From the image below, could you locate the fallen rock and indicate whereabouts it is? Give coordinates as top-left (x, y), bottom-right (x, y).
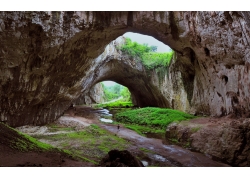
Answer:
top-left (99, 149), bottom-right (144, 167)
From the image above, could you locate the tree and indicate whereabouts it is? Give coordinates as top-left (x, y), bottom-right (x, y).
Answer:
top-left (150, 45), bottom-right (157, 52)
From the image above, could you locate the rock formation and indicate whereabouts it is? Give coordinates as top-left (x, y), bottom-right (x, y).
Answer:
top-left (99, 149), bottom-right (144, 167)
top-left (1, 11), bottom-right (250, 126)
top-left (75, 83), bottom-right (104, 105)
top-left (165, 118), bottom-right (250, 166)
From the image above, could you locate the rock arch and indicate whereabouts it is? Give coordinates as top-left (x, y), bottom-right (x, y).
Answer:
top-left (1, 11), bottom-right (250, 126)
top-left (79, 37), bottom-right (171, 108)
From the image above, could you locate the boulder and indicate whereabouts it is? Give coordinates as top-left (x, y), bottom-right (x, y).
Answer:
top-left (99, 149), bottom-right (144, 167)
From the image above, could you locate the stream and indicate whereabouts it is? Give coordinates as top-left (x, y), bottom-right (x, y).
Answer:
top-left (91, 107), bottom-right (230, 167)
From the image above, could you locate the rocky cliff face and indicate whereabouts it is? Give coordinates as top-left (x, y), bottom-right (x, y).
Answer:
top-left (1, 11), bottom-right (250, 126)
top-left (75, 83), bottom-right (104, 105)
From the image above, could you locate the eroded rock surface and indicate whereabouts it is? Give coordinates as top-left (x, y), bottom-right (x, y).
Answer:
top-left (165, 117), bottom-right (250, 166)
top-left (75, 83), bottom-right (104, 105)
top-left (1, 11), bottom-right (250, 126)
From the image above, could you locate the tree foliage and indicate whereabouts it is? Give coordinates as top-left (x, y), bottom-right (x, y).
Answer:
top-left (120, 38), bottom-right (174, 70)
top-left (101, 82), bottom-right (132, 102)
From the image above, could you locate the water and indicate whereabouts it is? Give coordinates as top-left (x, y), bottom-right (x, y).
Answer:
top-left (99, 118), bottom-right (113, 123)
top-left (141, 161), bottom-right (148, 166)
top-left (92, 109), bottom-right (112, 116)
top-left (152, 154), bottom-right (166, 162)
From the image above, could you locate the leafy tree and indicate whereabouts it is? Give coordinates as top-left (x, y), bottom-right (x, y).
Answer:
top-left (150, 45), bottom-right (157, 52)
top-left (119, 38), bottom-right (174, 70)
top-left (121, 87), bottom-right (132, 102)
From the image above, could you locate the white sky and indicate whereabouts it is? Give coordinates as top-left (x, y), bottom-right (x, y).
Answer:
top-left (123, 32), bottom-right (172, 53)
top-left (102, 81), bottom-right (117, 87)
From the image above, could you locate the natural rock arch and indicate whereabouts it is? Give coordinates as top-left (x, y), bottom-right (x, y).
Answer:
top-left (1, 11), bottom-right (250, 126)
top-left (78, 37), bottom-right (171, 108)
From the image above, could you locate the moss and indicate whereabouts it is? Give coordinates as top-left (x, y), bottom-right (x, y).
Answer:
top-left (169, 138), bottom-right (179, 144)
top-left (191, 126), bottom-right (201, 133)
top-left (32, 124), bottom-right (130, 162)
top-left (139, 147), bottom-right (154, 154)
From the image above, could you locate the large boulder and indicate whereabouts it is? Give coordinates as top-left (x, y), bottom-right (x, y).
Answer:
top-left (99, 149), bottom-right (144, 167)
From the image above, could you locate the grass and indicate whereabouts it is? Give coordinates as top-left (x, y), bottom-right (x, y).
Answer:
top-left (139, 147), bottom-right (154, 154)
top-left (124, 124), bottom-right (165, 136)
top-left (0, 122), bottom-right (96, 164)
top-left (95, 100), bottom-right (133, 109)
top-left (119, 37), bottom-right (174, 70)
top-left (169, 138), bottom-right (179, 144)
top-left (141, 51), bottom-right (174, 70)
top-left (1, 123), bottom-right (54, 152)
top-left (115, 107), bottom-right (196, 130)
top-left (33, 124), bottom-right (130, 163)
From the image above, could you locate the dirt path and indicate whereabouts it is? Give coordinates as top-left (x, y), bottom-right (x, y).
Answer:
top-left (73, 105), bottom-right (230, 166)
top-left (99, 123), bottom-right (230, 167)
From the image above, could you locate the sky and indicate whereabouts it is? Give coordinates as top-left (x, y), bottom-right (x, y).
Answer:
top-left (123, 32), bottom-right (172, 52)
top-left (102, 81), bottom-right (117, 87)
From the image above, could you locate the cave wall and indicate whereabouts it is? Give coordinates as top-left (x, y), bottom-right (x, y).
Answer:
top-left (75, 83), bottom-right (104, 105)
top-left (1, 11), bottom-right (250, 126)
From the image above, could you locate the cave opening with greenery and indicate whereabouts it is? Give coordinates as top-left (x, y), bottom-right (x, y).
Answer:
top-left (119, 32), bottom-right (174, 70)
top-left (95, 81), bottom-right (134, 108)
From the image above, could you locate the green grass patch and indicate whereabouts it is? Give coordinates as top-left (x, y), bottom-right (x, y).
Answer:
top-left (115, 107), bottom-right (196, 130)
top-left (139, 147), bottom-right (154, 154)
top-left (119, 37), bottom-right (174, 70)
top-left (124, 124), bottom-right (164, 136)
top-left (95, 100), bottom-right (133, 109)
top-left (169, 138), bottom-right (179, 144)
top-left (141, 51), bottom-right (174, 70)
top-left (32, 124), bottom-right (129, 163)
top-left (0, 123), bottom-right (54, 152)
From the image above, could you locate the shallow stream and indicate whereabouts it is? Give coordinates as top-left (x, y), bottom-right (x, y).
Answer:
top-left (91, 107), bottom-right (230, 167)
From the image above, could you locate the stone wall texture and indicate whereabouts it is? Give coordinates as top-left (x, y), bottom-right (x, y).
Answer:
top-left (1, 11), bottom-right (250, 126)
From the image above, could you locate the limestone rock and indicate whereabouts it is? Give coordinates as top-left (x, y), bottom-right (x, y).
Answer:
top-left (1, 11), bottom-right (250, 126)
top-left (165, 118), bottom-right (250, 166)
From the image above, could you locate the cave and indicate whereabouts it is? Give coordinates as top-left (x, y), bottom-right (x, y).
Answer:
top-left (1, 11), bottom-right (250, 167)
top-left (0, 11), bottom-right (249, 125)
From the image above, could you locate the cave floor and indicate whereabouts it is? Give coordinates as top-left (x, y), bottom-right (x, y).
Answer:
top-left (1, 106), bottom-right (231, 167)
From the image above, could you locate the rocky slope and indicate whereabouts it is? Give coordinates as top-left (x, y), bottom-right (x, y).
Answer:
top-left (1, 11), bottom-right (250, 126)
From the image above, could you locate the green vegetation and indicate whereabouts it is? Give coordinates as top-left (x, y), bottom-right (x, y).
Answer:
top-left (1, 122), bottom-right (95, 164)
top-left (1, 123), bottom-right (54, 152)
top-left (139, 147), bottom-right (154, 154)
top-left (101, 82), bottom-right (132, 102)
top-left (95, 100), bottom-right (133, 109)
top-left (33, 124), bottom-right (129, 163)
top-left (119, 37), bottom-right (174, 70)
top-left (13, 132), bottom-right (54, 152)
top-left (191, 126), bottom-right (201, 133)
top-left (115, 107), bottom-right (196, 131)
top-left (169, 138), bottom-right (179, 144)
top-left (124, 124), bottom-right (164, 136)
top-left (141, 52), bottom-right (174, 70)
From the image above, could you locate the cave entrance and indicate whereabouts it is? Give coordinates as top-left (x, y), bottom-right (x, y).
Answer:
top-left (94, 81), bottom-right (133, 106)
top-left (79, 32), bottom-right (174, 108)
